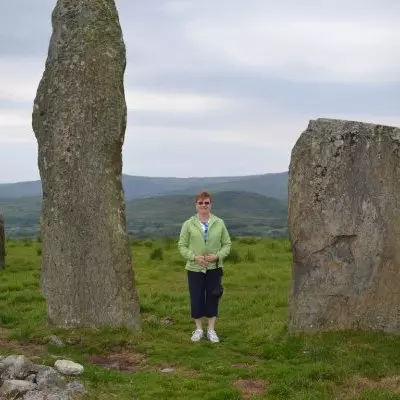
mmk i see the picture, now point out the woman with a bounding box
[178,191,231,343]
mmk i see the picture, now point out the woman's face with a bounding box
[196,197,211,213]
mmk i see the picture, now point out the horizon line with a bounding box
[0,170,289,185]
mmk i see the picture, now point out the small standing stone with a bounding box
[0,212,5,269]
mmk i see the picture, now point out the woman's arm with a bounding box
[178,221,195,261]
[216,221,231,261]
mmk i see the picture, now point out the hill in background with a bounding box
[125,190,288,238]
[1,191,288,239]
[0,172,289,238]
[0,171,288,200]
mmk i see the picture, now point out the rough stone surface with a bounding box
[36,366,66,390]
[54,360,83,376]
[0,380,37,396]
[31,0,140,328]
[0,212,4,269]
[49,336,64,348]
[288,118,400,333]
[1,355,35,380]
[0,355,84,399]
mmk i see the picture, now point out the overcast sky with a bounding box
[0,0,399,183]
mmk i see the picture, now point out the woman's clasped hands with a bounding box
[194,253,218,268]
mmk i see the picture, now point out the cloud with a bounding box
[0,0,53,57]
[0,143,38,182]
[126,90,230,113]
[0,0,398,182]
[0,108,35,145]
[0,109,30,127]
[185,7,400,83]
[0,58,45,104]
[0,126,34,144]
[122,127,290,177]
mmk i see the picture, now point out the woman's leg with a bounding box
[205,268,223,342]
[187,271,206,338]
[207,316,216,331]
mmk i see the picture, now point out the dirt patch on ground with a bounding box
[0,337,45,358]
[87,352,202,378]
[87,352,147,372]
[233,378,267,399]
[340,376,400,398]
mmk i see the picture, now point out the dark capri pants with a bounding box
[187,268,223,319]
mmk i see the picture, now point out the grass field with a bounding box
[1,237,400,399]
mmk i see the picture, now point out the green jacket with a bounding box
[178,214,231,273]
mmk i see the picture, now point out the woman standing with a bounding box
[178,191,231,343]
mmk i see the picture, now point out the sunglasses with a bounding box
[197,201,210,205]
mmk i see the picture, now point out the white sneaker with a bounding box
[207,329,220,343]
[191,329,203,342]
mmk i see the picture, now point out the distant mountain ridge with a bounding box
[0,172,288,200]
[1,190,288,238]
[0,180,42,200]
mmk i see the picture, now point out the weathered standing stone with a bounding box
[0,212,4,269]
[288,118,400,333]
[31,0,140,328]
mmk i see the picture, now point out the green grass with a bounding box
[1,237,400,399]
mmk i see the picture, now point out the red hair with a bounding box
[195,191,212,203]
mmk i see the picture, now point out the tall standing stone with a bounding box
[31,0,140,328]
[288,118,400,334]
[0,212,4,269]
